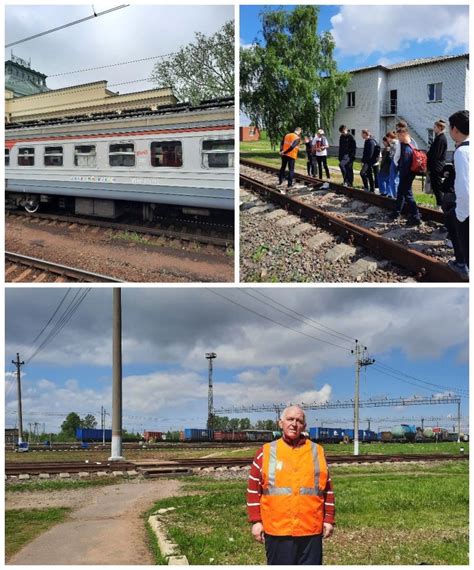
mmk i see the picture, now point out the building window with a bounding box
[44,146,63,166]
[74,145,97,167]
[202,139,234,168]
[109,143,135,167]
[347,91,355,107]
[150,141,182,167]
[427,83,442,102]
[5,148,10,167]
[427,129,434,145]
[18,147,35,166]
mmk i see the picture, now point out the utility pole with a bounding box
[367,419,371,431]
[12,353,25,444]
[109,288,124,461]
[205,352,217,429]
[421,417,424,430]
[352,340,375,456]
[101,406,106,445]
[457,400,461,443]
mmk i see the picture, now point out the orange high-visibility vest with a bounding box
[261,438,328,536]
[282,133,300,160]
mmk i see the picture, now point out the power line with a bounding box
[239,289,355,346]
[208,289,352,352]
[6,5,130,48]
[48,53,175,78]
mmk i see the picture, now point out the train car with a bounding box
[5,98,234,219]
[213,431,247,442]
[309,427,345,443]
[181,428,213,442]
[242,429,274,442]
[76,428,111,442]
[143,431,163,443]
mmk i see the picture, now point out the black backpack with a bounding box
[372,140,381,163]
[440,141,469,213]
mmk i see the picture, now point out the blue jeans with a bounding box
[388,160,399,199]
[279,156,296,187]
[394,172,420,219]
[265,534,323,565]
[378,171,390,196]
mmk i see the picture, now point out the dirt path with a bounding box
[7,479,182,565]
[5,219,234,282]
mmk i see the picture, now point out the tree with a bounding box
[151,20,234,104]
[81,414,97,429]
[240,6,349,146]
[239,417,251,430]
[60,412,82,440]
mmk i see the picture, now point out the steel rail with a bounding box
[5,251,122,283]
[240,158,445,224]
[7,210,233,247]
[240,174,462,283]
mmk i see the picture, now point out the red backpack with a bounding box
[409,145,427,174]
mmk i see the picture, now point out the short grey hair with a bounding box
[280,405,306,423]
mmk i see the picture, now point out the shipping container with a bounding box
[243,430,274,442]
[214,431,247,442]
[183,428,213,442]
[76,428,112,442]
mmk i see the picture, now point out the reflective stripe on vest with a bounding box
[264,439,325,496]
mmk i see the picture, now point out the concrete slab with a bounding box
[39,473,50,479]
[348,257,379,280]
[168,555,189,565]
[59,472,70,479]
[18,474,30,480]
[78,472,90,478]
[276,215,301,227]
[96,471,108,477]
[307,232,333,250]
[290,223,314,236]
[325,243,356,262]
[264,209,287,221]
[112,471,124,477]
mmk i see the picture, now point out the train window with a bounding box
[5,148,10,167]
[202,139,234,168]
[74,145,97,167]
[109,143,135,167]
[150,141,183,167]
[44,146,64,167]
[18,147,35,166]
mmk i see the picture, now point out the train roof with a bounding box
[5,97,234,131]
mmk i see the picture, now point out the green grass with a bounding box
[5,507,71,560]
[6,476,131,493]
[110,230,151,244]
[147,461,468,565]
[241,139,437,206]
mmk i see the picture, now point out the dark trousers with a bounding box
[265,534,323,565]
[279,156,296,187]
[429,170,444,206]
[394,172,420,219]
[307,158,315,177]
[445,211,469,267]
[339,154,354,185]
[360,163,379,191]
[315,156,330,179]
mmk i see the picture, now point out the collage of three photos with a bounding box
[4,3,470,566]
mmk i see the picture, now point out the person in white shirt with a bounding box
[447,110,469,275]
[311,129,330,179]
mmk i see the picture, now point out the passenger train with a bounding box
[5,97,234,220]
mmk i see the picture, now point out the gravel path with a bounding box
[7,479,182,565]
[6,217,233,282]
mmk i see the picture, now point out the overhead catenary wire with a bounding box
[208,289,352,352]
[6,5,130,48]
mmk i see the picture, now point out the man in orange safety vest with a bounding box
[246,405,335,565]
[278,127,302,189]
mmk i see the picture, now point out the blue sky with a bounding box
[240,5,469,72]
[5,288,468,435]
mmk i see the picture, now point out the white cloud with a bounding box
[330,6,468,57]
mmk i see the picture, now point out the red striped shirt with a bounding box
[246,438,335,526]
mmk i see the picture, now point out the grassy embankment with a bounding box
[241,138,437,206]
[147,460,468,565]
[5,508,71,560]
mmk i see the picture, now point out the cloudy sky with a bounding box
[240,5,468,70]
[5,4,233,93]
[5,287,469,435]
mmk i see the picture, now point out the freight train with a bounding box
[5,97,234,219]
[179,428,277,443]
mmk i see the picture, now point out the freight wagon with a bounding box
[309,427,377,443]
[143,431,163,442]
[76,428,111,442]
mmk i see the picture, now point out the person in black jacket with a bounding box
[338,125,356,186]
[426,119,448,206]
[304,135,315,176]
[360,129,379,192]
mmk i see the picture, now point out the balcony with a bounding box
[381,98,398,117]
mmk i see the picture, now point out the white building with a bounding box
[330,53,469,153]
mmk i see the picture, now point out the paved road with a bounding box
[8,479,182,565]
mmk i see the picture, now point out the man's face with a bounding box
[279,408,306,440]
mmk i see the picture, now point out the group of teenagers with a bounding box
[278,110,469,278]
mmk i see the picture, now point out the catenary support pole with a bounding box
[13,353,25,444]
[109,288,124,460]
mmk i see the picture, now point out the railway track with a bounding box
[6,209,234,248]
[6,454,467,477]
[5,251,122,283]
[240,160,463,283]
